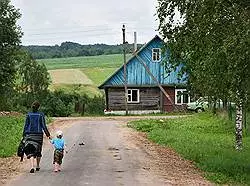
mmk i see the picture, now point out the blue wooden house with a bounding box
[98,35,190,114]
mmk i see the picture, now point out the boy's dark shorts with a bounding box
[53,149,64,165]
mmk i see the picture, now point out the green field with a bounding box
[81,67,117,86]
[38,54,128,96]
[38,54,129,70]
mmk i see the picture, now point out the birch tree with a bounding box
[157,0,249,150]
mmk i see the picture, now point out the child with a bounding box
[50,130,67,172]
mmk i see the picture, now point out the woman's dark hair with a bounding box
[31,101,40,112]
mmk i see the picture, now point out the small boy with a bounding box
[50,130,67,172]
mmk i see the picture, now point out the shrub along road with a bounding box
[5,116,211,186]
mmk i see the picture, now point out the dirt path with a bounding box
[1,117,212,186]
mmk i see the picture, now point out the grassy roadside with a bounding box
[128,112,250,185]
[0,116,53,158]
[0,116,24,157]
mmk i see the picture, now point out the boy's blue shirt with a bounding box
[51,137,65,150]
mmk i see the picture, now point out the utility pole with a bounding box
[122,25,128,115]
[133,31,137,54]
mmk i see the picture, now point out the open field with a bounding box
[47,67,113,96]
[81,67,117,86]
[38,54,129,70]
[49,69,93,84]
[39,54,130,96]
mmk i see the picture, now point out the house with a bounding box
[98,35,190,114]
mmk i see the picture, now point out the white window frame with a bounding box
[175,89,190,105]
[127,89,140,103]
[152,48,161,62]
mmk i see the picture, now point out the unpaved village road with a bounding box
[5,116,212,186]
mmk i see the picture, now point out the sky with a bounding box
[11,0,160,46]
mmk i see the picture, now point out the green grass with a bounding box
[0,116,24,157]
[81,67,117,86]
[128,112,250,185]
[38,54,129,70]
[0,116,53,158]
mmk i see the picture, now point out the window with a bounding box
[127,89,139,103]
[152,48,161,62]
[175,89,190,104]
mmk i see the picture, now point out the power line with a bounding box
[22,23,158,32]
[22,24,113,32]
[22,31,158,43]
[22,28,158,39]
[25,28,117,36]
[23,32,119,41]
[23,26,158,36]
[20,25,159,45]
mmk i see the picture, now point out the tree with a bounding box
[0,0,22,109]
[16,51,51,107]
[157,0,249,150]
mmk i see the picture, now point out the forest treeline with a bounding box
[22,42,143,59]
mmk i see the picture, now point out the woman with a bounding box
[23,101,51,173]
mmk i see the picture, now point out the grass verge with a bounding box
[0,116,53,158]
[0,116,24,157]
[128,112,250,185]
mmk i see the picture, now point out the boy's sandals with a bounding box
[36,167,40,171]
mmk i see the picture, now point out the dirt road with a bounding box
[5,117,212,186]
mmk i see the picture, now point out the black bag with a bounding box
[17,138,25,161]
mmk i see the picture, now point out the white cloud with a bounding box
[11,0,159,45]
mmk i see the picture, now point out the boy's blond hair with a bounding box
[56,130,63,138]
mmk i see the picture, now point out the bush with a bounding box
[85,95,105,115]
[41,90,105,116]
[42,92,73,117]
[8,88,105,117]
